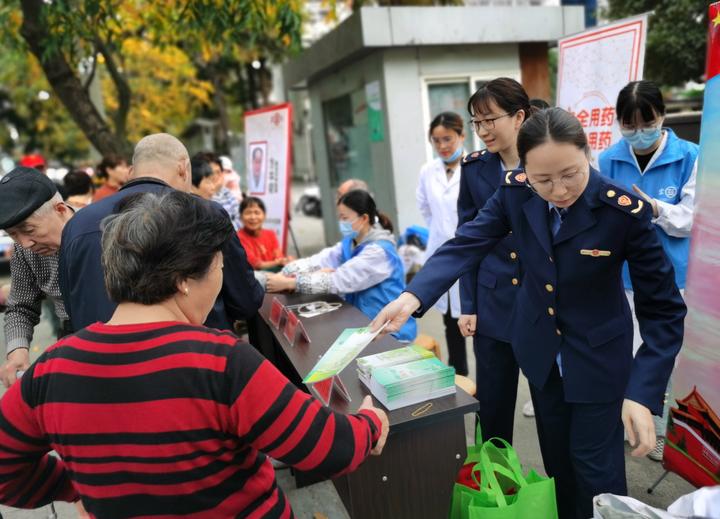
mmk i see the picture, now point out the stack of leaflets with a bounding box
[357,347,456,410]
[357,345,434,385]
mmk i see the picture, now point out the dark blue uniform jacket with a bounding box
[59,177,264,331]
[408,168,686,415]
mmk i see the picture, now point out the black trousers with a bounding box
[442,310,468,376]
[474,334,519,443]
[530,365,626,519]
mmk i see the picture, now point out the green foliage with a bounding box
[0,0,304,158]
[606,0,708,86]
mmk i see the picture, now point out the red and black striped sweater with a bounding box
[0,321,381,518]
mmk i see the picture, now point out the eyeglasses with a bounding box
[619,123,661,137]
[468,113,513,132]
[526,171,585,194]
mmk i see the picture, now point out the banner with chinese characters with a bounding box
[666,2,720,486]
[556,14,648,163]
[244,103,293,253]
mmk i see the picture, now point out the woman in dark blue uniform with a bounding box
[456,78,535,443]
[371,108,685,519]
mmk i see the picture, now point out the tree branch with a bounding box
[94,34,131,143]
[18,0,131,157]
[82,50,99,92]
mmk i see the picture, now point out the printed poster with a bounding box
[244,103,293,253]
[556,15,648,163]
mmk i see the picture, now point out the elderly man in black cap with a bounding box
[0,166,74,388]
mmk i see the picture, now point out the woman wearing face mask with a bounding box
[599,80,698,461]
[266,189,416,342]
[370,108,685,519]
[455,78,537,443]
[416,111,467,375]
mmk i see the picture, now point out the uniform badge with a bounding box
[515,173,527,183]
[630,200,644,214]
[471,152,479,158]
[580,249,611,257]
[606,190,616,198]
[618,195,632,207]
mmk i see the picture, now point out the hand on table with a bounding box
[369,292,421,336]
[1,348,30,388]
[265,273,297,293]
[622,398,656,457]
[358,395,389,455]
[458,314,476,337]
[631,185,659,218]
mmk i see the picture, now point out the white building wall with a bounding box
[382,44,521,234]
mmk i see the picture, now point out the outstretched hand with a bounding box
[369,292,421,336]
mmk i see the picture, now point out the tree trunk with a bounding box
[208,64,230,152]
[19,0,132,158]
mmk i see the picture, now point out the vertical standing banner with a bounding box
[244,103,293,253]
[664,2,720,488]
[556,15,648,163]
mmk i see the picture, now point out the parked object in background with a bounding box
[296,185,322,218]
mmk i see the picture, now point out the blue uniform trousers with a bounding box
[474,334,519,444]
[530,365,626,519]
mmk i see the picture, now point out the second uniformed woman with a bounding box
[455,78,535,442]
[371,107,686,519]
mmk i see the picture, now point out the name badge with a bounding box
[580,249,611,257]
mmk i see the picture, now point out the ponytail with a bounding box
[377,211,394,233]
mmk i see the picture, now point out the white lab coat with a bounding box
[416,156,462,318]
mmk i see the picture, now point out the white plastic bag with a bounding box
[668,486,720,518]
[592,494,679,519]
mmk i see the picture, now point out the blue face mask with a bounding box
[338,219,358,239]
[621,126,662,150]
[441,147,463,164]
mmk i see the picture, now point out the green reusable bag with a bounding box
[449,424,519,519]
[466,438,559,519]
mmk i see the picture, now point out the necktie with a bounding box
[550,206,567,376]
[551,207,567,237]
[446,167,454,181]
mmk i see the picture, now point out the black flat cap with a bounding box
[0,166,58,229]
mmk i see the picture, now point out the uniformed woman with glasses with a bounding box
[370,107,686,519]
[454,78,537,444]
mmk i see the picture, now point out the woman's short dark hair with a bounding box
[517,108,589,164]
[428,111,464,140]
[63,170,94,197]
[97,155,127,179]
[191,158,215,187]
[616,80,666,126]
[192,151,222,170]
[337,189,394,234]
[240,196,266,214]
[101,191,233,305]
[467,77,537,120]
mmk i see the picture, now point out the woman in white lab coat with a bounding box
[416,111,468,375]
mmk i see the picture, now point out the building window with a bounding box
[427,82,475,154]
[322,88,372,188]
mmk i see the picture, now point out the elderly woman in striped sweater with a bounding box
[0,191,388,518]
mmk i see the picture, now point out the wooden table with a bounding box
[252,293,479,519]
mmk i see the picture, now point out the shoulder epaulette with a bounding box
[502,168,527,187]
[599,185,647,218]
[462,149,488,166]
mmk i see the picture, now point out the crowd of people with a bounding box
[0,77,697,519]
